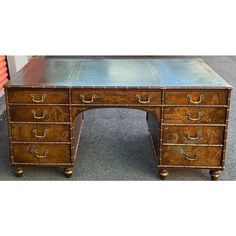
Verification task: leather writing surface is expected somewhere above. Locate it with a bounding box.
[5,58,231,88]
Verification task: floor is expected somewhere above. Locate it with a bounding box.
[0,56,235,180]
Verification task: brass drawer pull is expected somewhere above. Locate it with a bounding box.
[80,94,97,103]
[32,110,48,120]
[187,94,204,104]
[30,94,47,103]
[184,131,202,141]
[32,149,49,158]
[135,95,152,104]
[183,152,199,161]
[186,112,204,121]
[32,129,49,138]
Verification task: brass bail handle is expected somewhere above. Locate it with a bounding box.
[80,94,97,103]
[32,149,49,158]
[183,152,199,161]
[186,112,204,121]
[184,131,202,140]
[30,94,47,103]
[187,94,204,104]
[32,129,49,138]
[136,95,152,104]
[32,110,48,120]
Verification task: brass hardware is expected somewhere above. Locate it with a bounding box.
[186,112,204,121]
[184,131,202,141]
[32,149,48,158]
[187,94,204,104]
[30,94,47,103]
[135,95,152,104]
[32,110,48,119]
[32,129,49,138]
[80,94,97,103]
[183,152,199,161]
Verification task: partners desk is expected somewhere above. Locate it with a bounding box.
[4,58,232,180]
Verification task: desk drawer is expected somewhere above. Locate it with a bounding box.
[162,146,222,167]
[11,124,70,142]
[9,105,69,122]
[165,90,227,105]
[12,144,71,164]
[163,107,226,124]
[7,89,69,104]
[163,126,224,145]
[72,90,161,105]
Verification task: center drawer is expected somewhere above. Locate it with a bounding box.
[72,90,162,105]
[12,144,71,164]
[163,107,226,124]
[11,124,70,142]
[9,105,70,122]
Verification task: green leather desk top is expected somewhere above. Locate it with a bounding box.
[5,58,232,89]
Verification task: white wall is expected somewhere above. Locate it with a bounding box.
[14,56,29,71]
[7,56,29,79]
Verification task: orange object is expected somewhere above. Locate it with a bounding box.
[0,56,9,90]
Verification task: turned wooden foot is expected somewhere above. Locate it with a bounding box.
[210,170,221,181]
[64,167,73,178]
[14,167,24,177]
[159,169,169,180]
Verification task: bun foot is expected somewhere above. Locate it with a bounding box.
[159,169,169,180]
[14,167,24,177]
[210,170,221,181]
[64,167,73,178]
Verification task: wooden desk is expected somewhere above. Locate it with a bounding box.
[4,58,232,180]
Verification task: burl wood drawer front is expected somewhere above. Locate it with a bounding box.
[163,126,224,145]
[72,90,161,105]
[162,146,222,167]
[9,106,69,122]
[11,124,70,142]
[163,107,226,124]
[7,89,69,104]
[12,144,71,164]
[165,90,228,105]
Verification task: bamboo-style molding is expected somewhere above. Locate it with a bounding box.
[162,143,224,147]
[9,121,70,125]
[68,89,73,163]
[12,162,73,167]
[11,141,71,144]
[161,123,226,127]
[221,89,232,168]
[5,89,14,165]
[158,164,224,170]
